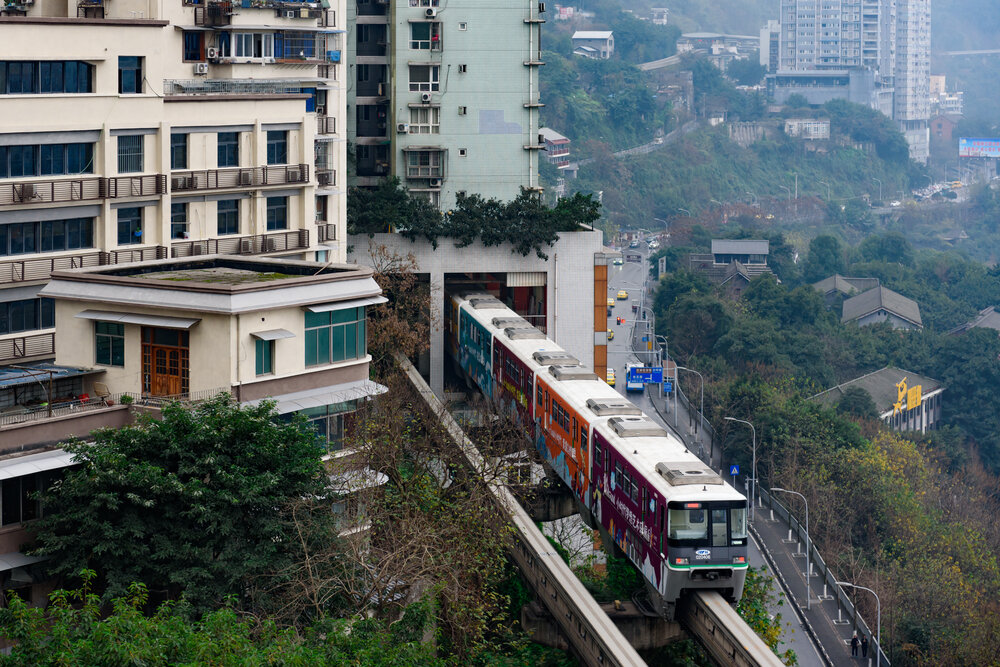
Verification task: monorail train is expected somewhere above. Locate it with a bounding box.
[446,291,749,616]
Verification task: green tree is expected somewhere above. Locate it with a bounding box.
[803,235,845,283]
[32,395,334,612]
[347,177,442,242]
[835,386,878,419]
[726,59,767,86]
[855,231,914,266]
[665,293,733,359]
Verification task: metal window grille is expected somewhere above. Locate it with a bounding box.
[117,135,143,174]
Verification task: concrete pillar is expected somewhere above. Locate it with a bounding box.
[430,270,445,397]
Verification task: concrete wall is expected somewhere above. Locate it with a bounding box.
[348,229,605,395]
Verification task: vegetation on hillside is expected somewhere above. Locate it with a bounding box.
[650,229,1000,663]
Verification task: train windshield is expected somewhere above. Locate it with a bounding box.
[668,502,747,546]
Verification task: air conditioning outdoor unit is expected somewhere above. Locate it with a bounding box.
[14,183,35,202]
[170,176,190,191]
[264,237,278,252]
[191,244,205,256]
[194,62,209,75]
[239,238,254,254]
[421,92,432,102]
[239,170,253,186]
[316,104,326,115]
[397,123,409,133]
[429,178,442,187]
[284,9,297,18]
[425,7,437,17]
[206,47,219,60]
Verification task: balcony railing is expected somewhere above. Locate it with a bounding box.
[163,78,306,96]
[0,246,167,287]
[170,229,310,258]
[317,169,336,187]
[317,223,336,242]
[0,332,55,364]
[107,174,168,198]
[170,164,309,192]
[0,175,167,208]
[194,1,236,26]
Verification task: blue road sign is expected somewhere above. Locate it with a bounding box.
[662,381,673,392]
[729,464,740,476]
[627,366,664,385]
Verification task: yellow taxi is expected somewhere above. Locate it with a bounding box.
[617,290,629,299]
[606,368,616,386]
[607,297,615,307]
[607,328,614,341]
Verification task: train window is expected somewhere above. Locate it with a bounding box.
[536,384,543,406]
[668,507,708,540]
[593,439,601,467]
[711,509,727,547]
[641,487,647,521]
[730,506,748,543]
[580,427,588,453]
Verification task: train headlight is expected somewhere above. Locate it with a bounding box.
[674,557,689,565]
[733,556,746,564]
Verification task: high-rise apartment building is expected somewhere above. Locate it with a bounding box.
[346,0,542,210]
[1,0,347,368]
[771,0,929,162]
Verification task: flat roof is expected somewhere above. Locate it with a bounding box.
[573,31,613,39]
[0,362,102,390]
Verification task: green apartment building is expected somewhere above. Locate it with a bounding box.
[347,0,542,209]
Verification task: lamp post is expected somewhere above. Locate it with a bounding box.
[724,417,756,522]
[655,334,669,401]
[818,180,831,200]
[676,366,704,433]
[772,487,810,611]
[745,191,758,207]
[779,185,791,201]
[838,581,880,667]
[677,208,691,217]
[872,177,882,202]
[709,198,724,207]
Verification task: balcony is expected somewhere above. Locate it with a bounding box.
[77,0,106,18]
[0,175,166,208]
[170,164,309,192]
[0,332,54,364]
[0,246,166,287]
[317,223,336,242]
[163,78,306,96]
[170,229,310,258]
[317,169,336,187]
[194,1,236,26]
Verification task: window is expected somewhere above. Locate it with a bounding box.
[170,133,188,170]
[255,339,273,375]
[0,218,93,256]
[458,21,468,30]
[297,401,354,452]
[408,65,440,92]
[117,207,142,245]
[0,143,93,179]
[95,321,125,366]
[408,0,439,5]
[218,132,239,167]
[304,306,367,366]
[458,64,467,73]
[118,56,143,94]
[405,150,443,178]
[266,196,288,230]
[458,105,467,115]
[409,22,441,50]
[458,148,467,157]
[0,61,92,95]
[0,472,56,527]
[170,203,188,239]
[668,507,708,540]
[229,32,274,61]
[409,106,440,134]
[117,135,143,173]
[0,298,54,335]
[266,130,288,165]
[183,31,205,61]
[217,199,239,235]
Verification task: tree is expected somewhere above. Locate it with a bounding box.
[856,231,914,266]
[836,386,878,419]
[347,177,442,242]
[32,395,335,612]
[785,94,809,109]
[803,235,845,283]
[726,59,767,86]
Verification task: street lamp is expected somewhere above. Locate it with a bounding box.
[676,366,704,434]
[838,581,881,667]
[772,487,811,611]
[818,180,831,200]
[709,198,724,207]
[872,177,882,202]
[779,185,791,201]
[677,208,691,217]
[745,191,758,207]
[724,417,756,522]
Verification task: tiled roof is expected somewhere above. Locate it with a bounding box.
[842,286,922,326]
[812,274,880,296]
[712,239,769,255]
[810,366,943,414]
[947,305,1000,335]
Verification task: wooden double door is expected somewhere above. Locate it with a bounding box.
[141,327,190,397]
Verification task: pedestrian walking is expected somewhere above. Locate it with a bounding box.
[850,633,859,657]
[861,634,868,658]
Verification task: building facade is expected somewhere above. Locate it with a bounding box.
[0,0,349,372]
[346,0,541,210]
[811,366,943,434]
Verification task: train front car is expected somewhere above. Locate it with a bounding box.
[591,415,748,619]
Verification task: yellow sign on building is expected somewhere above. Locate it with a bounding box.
[893,377,923,414]
[907,384,922,410]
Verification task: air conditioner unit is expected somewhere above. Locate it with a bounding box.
[170,176,190,191]
[13,183,35,202]
[421,92,432,102]
[284,9,297,18]
[194,62,209,75]
[191,244,205,256]
[429,178,442,187]
[239,238,254,254]
[425,7,437,17]
[206,46,219,60]
[397,123,409,133]
[263,237,278,252]
[316,104,326,115]
[239,170,253,186]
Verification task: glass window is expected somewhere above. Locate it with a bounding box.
[217,199,239,235]
[1,218,93,257]
[117,135,143,173]
[730,507,748,541]
[118,56,143,94]
[170,133,188,170]
[668,507,708,540]
[1,61,91,94]
[8,145,36,178]
[408,106,440,134]
[171,203,188,239]
[266,196,288,231]
[304,307,366,367]
[218,132,239,167]
[405,150,443,178]
[408,65,440,91]
[117,207,142,245]
[255,339,273,375]
[183,32,204,61]
[711,508,728,547]
[95,321,125,366]
[4,62,37,94]
[409,22,441,49]
[0,298,53,335]
[266,130,287,165]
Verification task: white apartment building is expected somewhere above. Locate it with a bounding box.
[894,0,931,162]
[0,0,348,368]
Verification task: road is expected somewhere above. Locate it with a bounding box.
[577,121,699,168]
[604,244,827,667]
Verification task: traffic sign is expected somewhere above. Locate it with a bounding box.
[729,464,740,476]
[662,381,673,392]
